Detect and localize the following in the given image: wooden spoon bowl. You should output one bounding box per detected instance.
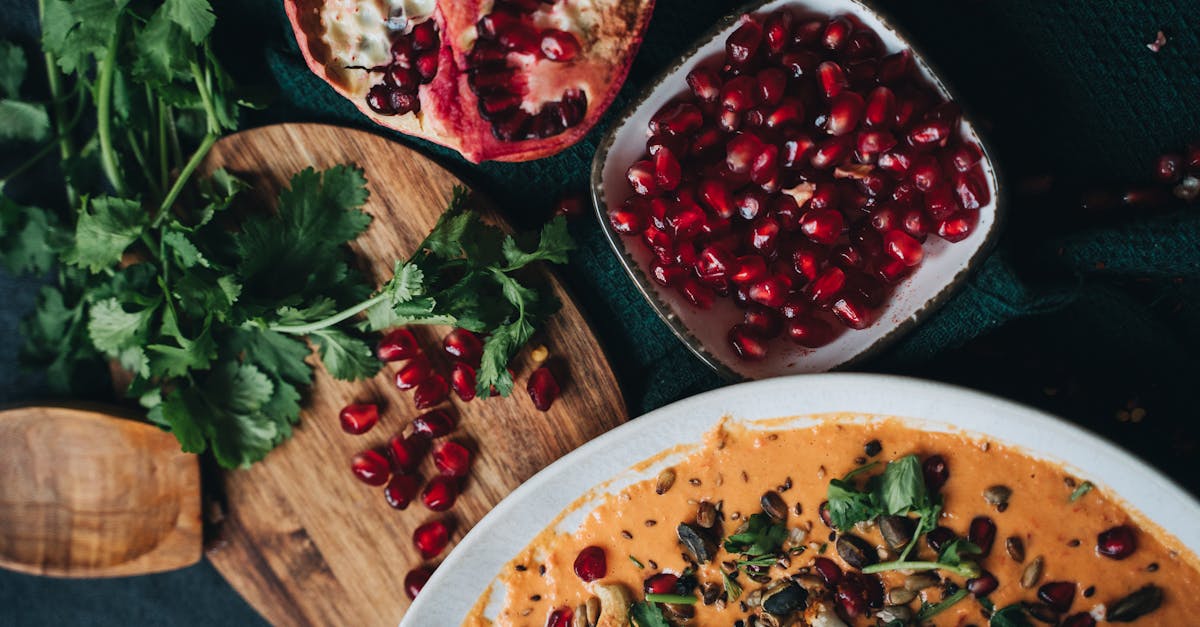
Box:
[0,404,200,578]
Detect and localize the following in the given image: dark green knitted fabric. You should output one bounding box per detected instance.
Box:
[2,0,1199,624]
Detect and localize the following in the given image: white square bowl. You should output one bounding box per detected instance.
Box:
[590,0,1004,380]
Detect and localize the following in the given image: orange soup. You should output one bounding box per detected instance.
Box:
[468,418,1199,626]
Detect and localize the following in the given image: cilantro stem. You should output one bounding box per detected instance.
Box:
[268,291,390,335]
[153,133,217,227]
[158,98,170,192]
[96,24,125,195]
[644,593,697,604]
[896,515,926,562]
[190,60,220,135]
[916,588,968,621]
[38,0,77,206]
[862,559,981,579]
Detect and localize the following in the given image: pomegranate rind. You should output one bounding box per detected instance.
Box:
[284,0,656,163]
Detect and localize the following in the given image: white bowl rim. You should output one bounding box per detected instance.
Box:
[403,373,1200,626]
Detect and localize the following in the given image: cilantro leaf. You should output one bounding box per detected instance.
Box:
[723,512,787,556]
[826,478,879,530]
[87,296,159,356]
[878,454,927,515]
[310,328,378,381]
[501,216,573,269]
[629,602,671,627]
[990,604,1033,627]
[41,0,128,75]
[162,0,215,43]
[722,572,743,602]
[150,388,207,453]
[0,100,50,142]
[0,41,27,98]
[0,197,61,274]
[63,196,148,272]
[938,539,982,565]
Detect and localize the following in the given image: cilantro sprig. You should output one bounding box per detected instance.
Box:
[0,4,572,468]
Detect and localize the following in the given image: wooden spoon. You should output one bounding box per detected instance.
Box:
[0,404,201,578]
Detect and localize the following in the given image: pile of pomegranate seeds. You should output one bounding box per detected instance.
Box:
[611,10,989,362]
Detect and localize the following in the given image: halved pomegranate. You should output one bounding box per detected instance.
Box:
[285,0,655,162]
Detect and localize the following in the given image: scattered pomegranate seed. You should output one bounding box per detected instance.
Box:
[414,374,450,409]
[377,328,419,361]
[787,316,835,348]
[728,324,768,360]
[442,328,483,365]
[831,295,872,329]
[968,516,997,556]
[422,476,459,511]
[527,366,560,412]
[546,607,574,627]
[1097,525,1137,559]
[539,29,580,61]
[404,566,433,599]
[395,357,432,390]
[338,403,379,435]
[412,409,457,438]
[351,449,391,486]
[552,194,586,219]
[384,474,419,510]
[925,526,956,553]
[813,556,843,585]
[836,579,869,618]
[413,520,450,559]
[1154,153,1183,183]
[726,18,762,64]
[1038,581,1077,613]
[433,441,472,477]
[643,572,679,595]
[923,455,949,491]
[450,362,478,402]
[967,570,998,596]
[572,545,607,582]
[387,433,427,472]
[686,67,721,102]
[883,229,924,267]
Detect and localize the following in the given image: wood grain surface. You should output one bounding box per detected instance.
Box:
[200,124,627,626]
[0,404,201,578]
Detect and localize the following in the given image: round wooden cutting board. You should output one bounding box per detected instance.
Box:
[200,124,627,626]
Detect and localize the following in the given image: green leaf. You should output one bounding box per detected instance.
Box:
[629,602,670,627]
[1068,481,1093,503]
[173,272,240,322]
[310,328,379,381]
[878,454,927,515]
[990,604,1033,627]
[938,539,982,566]
[151,388,207,453]
[199,362,280,468]
[0,100,49,142]
[64,196,148,272]
[826,478,879,530]
[131,4,190,85]
[162,0,216,43]
[476,316,533,396]
[500,216,574,269]
[0,197,61,275]
[228,326,313,387]
[0,42,28,98]
[918,589,968,621]
[87,297,158,355]
[722,572,743,603]
[162,230,210,268]
[723,512,787,557]
[41,0,130,75]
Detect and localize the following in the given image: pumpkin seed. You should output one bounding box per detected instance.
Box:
[886,587,916,605]
[677,522,718,563]
[662,603,695,620]
[585,596,600,625]
[878,515,914,549]
[700,581,722,605]
[876,604,913,622]
[656,468,676,495]
[761,491,788,521]
[984,485,1012,508]
[835,534,878,569]
[572,604,589,627]
[761,580,808,616]
[904,572,939,591]
[1006,536,1025,562]
[1020,555,1044,589]
[1108,584,1163,622]
[697,501,717,529]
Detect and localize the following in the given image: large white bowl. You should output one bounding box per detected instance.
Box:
[591,0,1004,380]
[403,374,1200,625]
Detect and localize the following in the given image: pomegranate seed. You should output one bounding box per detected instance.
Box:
[822,16,852,50]
[527,366,560,411]
[679,277,715,308]
[384,474,419,510]
[909,155,941,192]
[731,256,768,284]
[720,75,761,112]
[780,50,820,79]
[744,306,783,337]
[845,29,880,60]
[735,188,767,220]
[412,409,456,438]
[608,205,647,234]
[831,294,872,329]
[923,455,949,491]
[855,130,897,162]
[787,316,835,348]
[813,556,843,585]
[925,526,956,553]
[443,328,483,365]
[902,208,932,239]
[808,267,846,305]
[756,67,788,105]
[644,572,679,595]
[698,179,735,218]
[718,107,742,132]
[1097,525,1137,559]
[573,545,607,582]
[413,519,450,558]
[450,362,477,402]
[949,142,983,172]
[726,18,763,64]
[836,580,870,618]
[834,244,864,269]
[751,145,779,187]
[690,127,724,155]
[765,97,805,129]
[750,217,780,252]
[654,147,682,191]
[422,476,458,511]
[1062,613,1097,627]
[339,403,379,435]
[955,169,990,210]
[826,91,865,136]
[388,433,426,472]
[655,102,704,136]
[936,212,977,242]
[686,67,722,102]
[883,229,924,267]
[792,245,824,281]
[728,324,769,361]
[779,295,808,319]
[726,132,766,173]
[762,10,792,55]
[404,566,433,599]
[877,50,913,85]
[811,135,851,169]
[546,607,573,627]
[626,160,657,196]
[539,28,580,61]
[870,204,902,232]
[650,260,686,286]
[433,440,472,477]
[395,357,432,390]
[351,449,391,486]
[414,374,449,409]
[696,245,734,281]
[908,119,953,146]
[1187,143,1200,171]
[377,328,419,361]
[877,148,912,175]
[924,184,957,220]
[816,61,848,99]
[748,276,788,308]
[968,516,997,556]
[1038,581,1076,613]
[967,570,998,596]
[553,194,586,219]
[800,208,844,245]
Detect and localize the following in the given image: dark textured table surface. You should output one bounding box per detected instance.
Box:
[2,0,1199,624]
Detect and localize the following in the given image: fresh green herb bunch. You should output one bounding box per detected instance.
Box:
[0,1,573,468]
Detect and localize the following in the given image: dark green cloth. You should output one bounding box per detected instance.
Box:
[3,0,1200,624]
